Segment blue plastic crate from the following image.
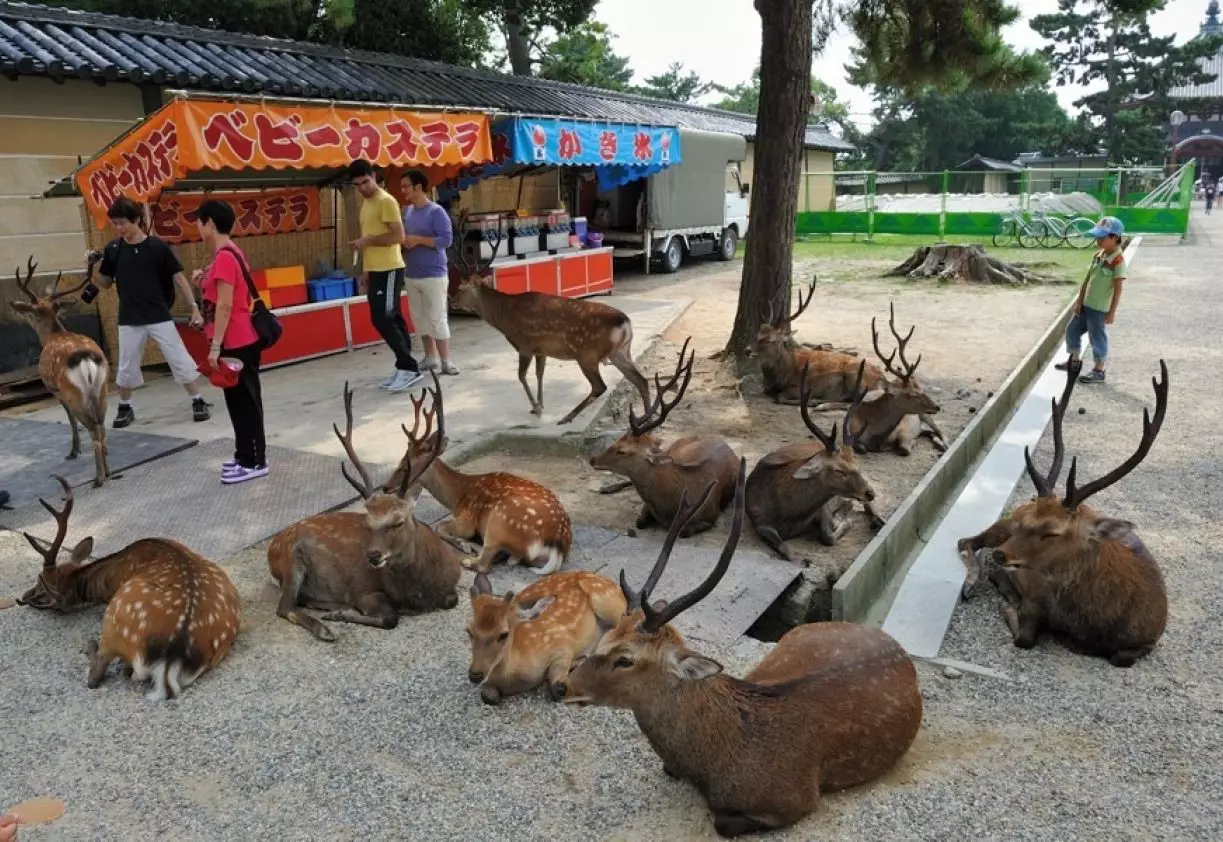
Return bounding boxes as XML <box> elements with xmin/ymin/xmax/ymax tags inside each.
<box><xmin>306</xmin><ymin>277</ymin><xmax>355</xmax><ymax>302</ymax></box>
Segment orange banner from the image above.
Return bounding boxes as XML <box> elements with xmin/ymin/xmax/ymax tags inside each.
<box><xmin>150</xmin><ymin>188</ymin><xmax>321</xmax><ymax>244</ymax></box>
<box><xmin>77</xmin><ymin>99</ymin><xmax>492</xmax><ymax>229</ymax></box>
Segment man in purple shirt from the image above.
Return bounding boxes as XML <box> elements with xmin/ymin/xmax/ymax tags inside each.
<box><xmin>399</xmin><ymin>169</ymin><xmax>459</xmax><ymax>375</ymax></box>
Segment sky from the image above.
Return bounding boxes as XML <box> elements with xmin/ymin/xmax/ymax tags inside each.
<box><xmin>594</xmin><ymin>0</ymin><xmax>1209</xmax><ymax>129</ymax></box>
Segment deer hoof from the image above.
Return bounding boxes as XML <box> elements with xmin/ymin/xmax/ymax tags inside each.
<box><xmin>480</xmin><ymin>684</ymin><xmax>504</xmax><ymax>706</ymax></box>
<box><xmin>315</xmin><ymin>625</ymin><xmax>338</xmax><ymax>643</ymax></box>
<box><xmin>547</xmin><ymin>680</ymin><xmax>567</xmax><ymax>701</ymax></box>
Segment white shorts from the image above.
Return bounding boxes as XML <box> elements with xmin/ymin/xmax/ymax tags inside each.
<box><xmin>117</xmin><ymin>321</ymin><xmax>201</xmax><ymax>389</ymax></box>
<box><xmin>404</xmin><ymin>275</ymin><xmax>451</xmax><ymax>341</ymax></box>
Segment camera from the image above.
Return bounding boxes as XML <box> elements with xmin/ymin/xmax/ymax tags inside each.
<box><xmin>80</xmin><ymin>282</ymin><xmax>100</xmax><ymax>304</ymax></box>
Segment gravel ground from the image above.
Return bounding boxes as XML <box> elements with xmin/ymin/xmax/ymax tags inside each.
<box><xmin>2</xmin><ymin>221</ymin><xmax>1220</xmax><ymax>840</ymax></box>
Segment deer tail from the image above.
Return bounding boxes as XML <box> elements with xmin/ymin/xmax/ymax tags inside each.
<box><xmin>526</xmin><ymin>540</ymin><xmax>566</xmax><ymax>576</ymax></box>
<box><xmin>64</xmin><ymin>348</ymin><xmax>108</xmax><ymax>428</ymax></box>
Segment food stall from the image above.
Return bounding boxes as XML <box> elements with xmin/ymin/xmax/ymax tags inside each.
<box><xmin>64</xmin><ymin>93</ymin><xmax>493</xmax><ymax>370</ymax></box>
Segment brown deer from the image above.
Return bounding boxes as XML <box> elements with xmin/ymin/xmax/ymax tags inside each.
<box><xmin>384</xmin><ymin>377</ymin><xmax>573</xmax><ymax>575</ymax></box>
<box><xmin>450</xmin><ymin>212</ymin><xmax>651</xmax><ymax>425</ymax></box>
<box><xmin>563</xmin><ymin>459</ymin><xmax>922</xmax><ymax>838</ymax></box>
<box><xmin>466</xmin><ymin>570</ymin><xmax>627</xmax><ymax>706</ymax></box>
<box><xmin>266</xmin><ymin>378</ymin><xmax>462</xmax><ymax>641</ymax></box>
<box><xmin>9</xmin><ymin>256</ymin><xmax>110</xmax><ymax>487</ymax></box>
<box><xmin>807</xmin><ymin>303</ymin><xmax>947</xmax><ymax>456</ymax></box>
<box><xmin>746</xmin><ymin>361</ymin><xmax>885</xmax><ymax>562</ymax></box>
<box><xmin>16</xmin><ymin>475</ymin><xmax>240</xmax><ymax>701</ymax></box>
<box><xmin>957</xmin><ymin>359</ymin><xmax>1170</xmax><ymax>667</ymax></box>
<box><xmin>589</xmin><ymin>337</ymin><xmax>740</xmax><ymax>536</ymax></box>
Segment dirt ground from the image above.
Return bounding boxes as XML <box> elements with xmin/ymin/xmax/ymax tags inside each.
<box><xmin>459</xmin><ymin>252</ymin><xmax>1077</xmax><ymax>589</ymax></box>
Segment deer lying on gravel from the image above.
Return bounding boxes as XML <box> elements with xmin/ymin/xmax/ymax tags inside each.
<box><xmin>466</xmin><ymin>570</ymin><xmax>627</xmax><ymax>706</ymax></box>
<box><xmin>384</xmin><ymin>376</ymin><xmax>573</xmax><ymax>575</ymax></box>
<box><xmin>564</xmin><ymin>460</ymin><xmax>923</xmax><ymax>838</ymax></box>
<box><xmin>266</xmin><ymin>379</ymin><xmax>462</xmax><ymax>641</ymax></box>
<box><xmin>746</xmin><ymin>361</ymin><xmax>885</xmax><ymax>562</ymax></box>
<box><xmin>17</xmin><ymin>475</ymin><xmax>240</xmax><ymax>701</ymax></box>
<box><xmin>9</xmin><ymin>256</ymin><xmax>110</xmax><ymax>487</ymax></box>
<box><xmin>451</xmin><ymin>212</ymin><xmax>651</xmax><ymax>424</ymax></box>
<box><xmin>958</xmin><ymin>359</ymin><xmax>1170</xmax><ymax>667</ymax></box>
<box><xmin>589</xmin><ymin>337</ymin><xmax>740</xmax><ymax>537</ymax></box>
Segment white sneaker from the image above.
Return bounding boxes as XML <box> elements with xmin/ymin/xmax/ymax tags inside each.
<box><xmin>379</xmin><ymin>369</ymin><xmax>399</xmax><ymax>389</ymax></box>
<box><xmin>386</xmin><ymin>370</ymin><xmax>425</xmax><ymax>393</ymax></box>
<box><xmin>421</xmin><ymin>356</ymin><xmax>441</xmax><ymax>373</ymax></box>
<box><xmin>440</xmin><ymin>358</ymin><xmax>461</xmax><ymax>375</ymax></box>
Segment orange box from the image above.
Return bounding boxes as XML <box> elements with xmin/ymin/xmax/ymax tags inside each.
<box><xmin>494</xmin><ymin>264</ymin><xmax>529</xmax><ymax>295</ymax></box>
<box><xmin>264</xmin><ymin>265</ymin><xmax>307</xmax><ymax>289</ymax></box>
<box><xmin>527</xmin><ymin>259</ymin><xmax>558</xmax><ymax>295</ymax></box>
<box><xmin>559</xmin><ymin>253</ymin><xmax>586</xmax><ymax>295</ymax></box>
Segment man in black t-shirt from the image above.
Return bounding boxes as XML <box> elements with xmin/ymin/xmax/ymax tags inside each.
<box><xmin>93</xmin><ymin>196</ymin><xmax>211</xmax><ymax>428</ymax></box>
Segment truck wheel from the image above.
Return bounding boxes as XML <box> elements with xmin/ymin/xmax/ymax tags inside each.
<box><xmin>660</xmin><ymin>237</ymin><xmax>683</xmax><ymax>274</ymax></box>
<box><xmin>717</xmin><ymin>227</ymin><xmax>738</xmax><ymax>261</ymax></box>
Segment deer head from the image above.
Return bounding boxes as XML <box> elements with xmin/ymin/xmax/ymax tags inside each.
<box><xmin>790</xmin><ymin>360</ymin><xmax>876</xmax><ymax>502</ymax></box>
<box><xmin>465</xmin><ymin>571</ymin><xmax>557</xmax><ymax>684</ymax></box>
<box><xmin>867</xmin><ymin>302</ymin><xmax>939</xmax><ymax>416</ymax></box>
<box><xmin>16</xmin><ymin>475</ymin><xmax>95</xmax><ymax>610</ymax></box>
<box><xmin>8</xmin><ymin>256</ymin><xmax>93</xmax><ymax>341</ymax></box>
<box><xmin>450</xmin><ymin>210</ymin><xmax>503</xmax><ymax>314</ymax></box>
<box><xmin>589</xmin><ymin>337</ymin><xmax>694</xmax><ymax>473</ymax></box>
<box><xmin>331</xmin><ymin>377</ymin><xmax>443</xmax><ymax>568</ymax></box>
<box><xmin>752</xmin><ymin>275</ymin><xmax>816</xmax><ymax>356</ymax></box>
<box><xmin>998</xmin><ymin>359</ymin><xmax>1169</xmax><ymax>564</ymax></box>
<box><xmin>564</xmin><ymin>457</ymin><xmax>747</xmax><ymax>708</ymax></box>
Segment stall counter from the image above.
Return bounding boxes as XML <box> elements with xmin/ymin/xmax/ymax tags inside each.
<box><xmin>489</xmin><ymin>247</ymin><xmax>613</xmax><ymax>298</ymax></box>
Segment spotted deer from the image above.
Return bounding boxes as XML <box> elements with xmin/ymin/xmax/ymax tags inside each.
<box><xmin>589</xmin><ymin>337</ymin><xmax>739</xmax><ymax>536</ymax></box>
<box><xmin>466</xmin><ymin>570</ymin><xmax>627</xmax><ymax>706</ymax></box>
<box><xmin>9</xmin><ymin>256</ymin><xmax>110</xmax><ymax>487</ymax></box>
<box><xmin>746</xmin><ymin>361</ymin><xmax>885</xmax><ymax>562</ymax></box>
<box><xmin>266</xmin><ymin>378</ymin><xmax>462</xmax><ymax>641</ymax></box>
<box><xmin>958</xmin><ymin>359</ymin><xmax>1170</xmax><ymax>667</ymax></box>
<box><xmin>564</xmin><ymin>459</ymin><xmax>922</xmax><ymax>838</ymax></box>
<box><xmin>384</xmin><ymin>377</ymin><xmax>573</xmax><ymax>575</ymax></box>
<box><xmin>16</xmin><ymin>475</ymin><xmax>240</xmax><ymax>701</ymax></box>
<box><xmin>451</xmin><ymin>212</ymin><xmax>651</xmax><ymax>424</ymax></box>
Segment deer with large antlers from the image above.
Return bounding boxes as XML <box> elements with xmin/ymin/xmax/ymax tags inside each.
<box><xmin>564</xmin><ymin>459</ymin><xmax>923</xmax><ymax>838</ymax></box>
<box><xmin>9</xmin><ymin>255</ymin><xmax>110</xmax><ymax>487</ymax></box>
<box><xmin>266</xmin><ymin>377</ymin><xmax>463</xmax><ymax>641</ymax></box>
<box><xmin>466</xmin><ymin>570</ymin><xmax>627</xmax><ymax>706</ymax></box>
<box><xmin>450</xmin><ymin>211</ymin><xmax>651</xmax><ymax>424</ymax></box>
<box><xmin>16</xmin><ymin>475</ymin><xmax>241</xmax><ymax>701</ymax></box>
<box><xmin>958</xmin><ymin>359</ymin><xmax>1170</xmax><ymax>666</ymax></box>
<box><xmin>589</xmin><ymin>337</ymin><xmax>740</xmax><ymax>536</ymax></box>
<box><xmin>383</xmin><ymin>376</ymin><xmax>573</xmax><ymax>575</ymax></box>
<box><xmin>746</xmin><ymin>361</ymin><xmax>886</xmax><ymax>562</ymax></box>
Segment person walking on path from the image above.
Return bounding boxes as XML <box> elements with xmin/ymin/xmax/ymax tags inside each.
<box><xmin>1056</xmin><ymin>215</ymin><xmax>1127</xmax><ymax>385</ymax></box>
<box><xmin>399</xmin><ymin>169</ymin><xmax>459</xmax><ymax>375</ymax></box>
<box><xmin>195</xmin><ymin>200</ymin><xmax>268</xmax><ymax>485</ymax></box>
<box><xmin>91</xmin><ymin>196</ymin><xmax>211</xmax><ymax>428</ymax></box>
<box><xmin>1206</xmin><ymin>178</ymin><xmax>1216</xmax><ymax>215</ymax></box>
<box><xmin>347</xmin><ymin>159</ymin><xmax>423</xmax><ymax>394</ymax></box>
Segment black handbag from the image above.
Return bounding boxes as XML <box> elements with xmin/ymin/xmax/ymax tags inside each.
<box><xmin>221</xmin><ymin>245</ymin><xmax>282</xmax><ymax>349</ymax></box>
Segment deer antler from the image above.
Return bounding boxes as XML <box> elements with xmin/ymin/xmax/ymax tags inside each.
<box><xmin>781</xmin><ymin>274</ymin><xmax>817</xmax><ymax>327</ymax></box>
<box><xmin>15</xmin><ymin>256</ymin><xmax>39</xmax><ymax>303</ymax></box>
<box><xmin>22</xmin><ymin>474</ymin><xmax>75</xmax><ymax>570</ymax></box>
<box><xmin>871</xmin><ymin>302</ymin><xmax>922</xmax><ymax>383</ymax></box>
<box><xmin>1023</xmin><ymin>359</ymin><xmax>1082</xmax><ymax>497</ymax></box>
<box><xmin>49</xmin><ymin>269</ymin><xmax>90</xmax><ymax>302</ymax></box>
<box><xmin>841</xmin><ymin>359</ymin><xmax>868</xmax><ymax>449</ymax></box>
<box><xmin>451</xmin><ymin>210</ymin><xmax>503</xmax><ymax>280</ymax></box>
<box><xmin>621</xmin><ymin>458</ymin><xmax>747</xmax><ymax>634</ymax></box>
<box><xmin>798</xmin><ymin>362</ymin><xmax>839</xmax><ymax>453</ymax></box>
<box><xmin>627</xmin><ymin>337</ymin><xmax>694</xmax><ymax>437</ymax></box>
<box><xmin>397</xmin><ymin>371</ymin><xmax>446</xmax><ymax>497</ymax></box>
<box><xmin>332</xmin><ymin>381</ymin><xmax>376</xmax><ymax>500</ymax></box>
<box><xmin>1063</xmin><ymin>360</ymin><xmax>1169</xmax><ymax>509</ymax></box>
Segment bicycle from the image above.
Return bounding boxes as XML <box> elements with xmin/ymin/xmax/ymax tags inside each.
<box><xmin>992</xmin><ymin>210</ymin><xmax>1045</xmax><ymax>248</ymax></box>
<box><xmin>1030</xmin><ymin>210</ymin><xmax>1097</xmax><ymax>249</ymax></box>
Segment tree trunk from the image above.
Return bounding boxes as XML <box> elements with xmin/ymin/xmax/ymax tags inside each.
<box><xmin>885</xmin><ymin>244</ymin><xmax>1057</xmax><ymax>284</ymax></box>
<box><xmin>504</xmin><ymin>1</ymin><xmax>533</xmax><ymax>76</ymax></box>
<box><xmin>722</xmin><ymin>0</ymin><xmax>812</xmax><ymax>358</ymax></box>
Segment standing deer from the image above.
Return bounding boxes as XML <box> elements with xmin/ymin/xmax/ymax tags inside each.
<box><xmin>266</xmin><ymin>378</ymin><xmax>462</xmax><ymax>641</ymax></box>
<box><xmin>957</xmin><ymin>359</ymin><xmax>1170</xmax><ymax>667</ymax></box>
<box><xmin>564</xmin><ymin>459</ymin><xmax>922</xmax><ymax>838</ymax></box>
<box><xmin>16</xmin><ymin>475</ymin><xmax>241</xmax><ymax>701</ymax></box>
<box><xmin>589</xmin><ymin>337</ymin><xmax>739</xmax><ymax>536</ymax></box>
<box><xmin>384</xmin><ymin>377</ymin><xmax>573</xmax><ymax>575</ymax></box>
<box><xmin>9</xmin><ymin>256</ymin><xmax>110</xmax><ymax>487</ymax></box>
<box><xmin>451</xmin><ymin>213</ymin><xmax>651</xmax><ymax>424</ymax></box>
<box><xmin>746</xmin><ymin>361</ymin><xmax>885</xmax><ymax>562</ymax></box>
<box><xmin>466</xmin><ymin>570</ymin><xmax>627</xmax><ymax>706</ymax></box>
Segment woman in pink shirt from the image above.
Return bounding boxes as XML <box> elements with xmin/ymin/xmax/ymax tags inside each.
<box><xmin>195</xmin><ymin>199</ymin><xmax>267</xmax><ymax>484</ymax></box>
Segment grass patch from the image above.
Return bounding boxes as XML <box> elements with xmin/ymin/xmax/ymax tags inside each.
<box><xmin>787</xmin><ymin>237</ymin><xmax>1086</xmax><ymax>283</ymax></box>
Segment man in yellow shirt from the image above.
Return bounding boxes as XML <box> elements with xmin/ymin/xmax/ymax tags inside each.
<box><xmin>348</xmin><ymin>159</ymin><xmax>422</xmax><ymax>393</ymax></box>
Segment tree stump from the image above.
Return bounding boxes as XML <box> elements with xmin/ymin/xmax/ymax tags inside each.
<box><xmin>885</xmin><ymin>243</ymin><xmax>1057</xmax><ymax>285</ymax></box>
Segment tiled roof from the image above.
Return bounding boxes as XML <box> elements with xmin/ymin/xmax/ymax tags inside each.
<box><xmin>955</xmin><ymin>154</ymin><xmax>1024</xmax><ymax>172</ymax></box>
<box><xmin>1171</xmin><ymin>51</ymin><xmax>1223</xmax><ymax>99</ymax></box>
<box><xmin>0</xmin><ymin>1</ymin><xmax>854</xmax><ymax>152</ymax></box>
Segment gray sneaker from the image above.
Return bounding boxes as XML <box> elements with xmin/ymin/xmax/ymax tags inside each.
<box><xmin>440</xmin><ymin>358</ymin><xmax>461</xmax><ymax>375</ymax></box>
<box><xmin>421</xmin><ymin>356</ymin><xmax>441</xmax><ymax>373</ymax></box>
<box><xmin>379</xmin><ymin>369</ymin><xmax>399</xmax><ymax>389</ymax></box>
<box><xmin>386</xmin><ymin>369</ymin><xmax>425</xmax><ymax>393</ymax></box>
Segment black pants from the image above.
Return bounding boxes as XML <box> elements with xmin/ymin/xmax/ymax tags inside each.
<box><xmin>222</xmin><ymin>341</ymin><xmax>266</xmax><ymax>468</ymax></box>
<box><xmin>367</xmin><ymin>268</ymin><xmax>417</xmax><ymax>372</ymax></box>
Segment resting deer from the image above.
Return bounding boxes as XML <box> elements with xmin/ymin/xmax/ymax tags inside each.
<box><xmin>384</xmin><ymin>377</ymin><xmax>573</xmax><ymax>575</ymax></box>
<box><xmin>266</xmin><ymin>378</ymin><xmax>462</xmax><ymax>641</ymax></box>
<box><xmin>747</xmin><ymin>361</ymin><xmax>885</xmax><ymax>562</ymax></box>
<box><xmin>564</xmin><ymin>459</ymin><xmax>922</xmax><ymax>838</ymax></box>
<box><xmin>808</xmin><ymin>303</ymin><xmax>948</xmax><ymax>456</ymax></box>
<box><xmin>957</xmin><ymin>359</ymin><xmax>1170</xmax><ymax>667</ymax></box>
<box><xmin>9</xmin><ymin>256</ymin><xmax>110</xmax><ymax>487</ymax></box>
<box><xmin>451</xmin><ymin>212</ymin><xmax>651</xmax><ymax>424</ymax></box>
<box><xmin>16</xmin><ymin>475</ymin><xmax>240</xmax><ymax>701</ymax></box>
<box><xmin>466</xmin><ymin>570</ymin><xmax>627</xmax><ymax>706</ymax></box>
<box><xmin>589</xmin><ymin>337</ymin><xmax>739</xmax><ymax>536</ymax></box>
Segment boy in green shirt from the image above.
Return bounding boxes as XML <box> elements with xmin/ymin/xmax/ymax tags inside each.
<box><xmin>1055</xmin><ymin>215</ymin><xmax>1127</xmax><ymax>384</ymax></box>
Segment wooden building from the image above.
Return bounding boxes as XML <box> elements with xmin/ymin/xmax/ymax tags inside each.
<box><xmin>1168</xmin><ymin>1</ymin><xmax>1223</xmax><ymax>176</ymax></box>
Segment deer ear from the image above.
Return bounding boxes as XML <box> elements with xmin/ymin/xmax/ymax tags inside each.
<box><xmin>470</xmin><ymin>571</ymin><xmax>493</xmax><ymax>599</ymax></box>
<box><xmin>861</xmin><ymin>388</ymin><xmax>887</xmax><ymax>403</ymax></box>
<box><xmin>792</xmin><ymin>458</ymin><xmax>824</xmax><ymax>481</ymax></box>
<box><xmin>70</xmin><ymin>537</ymin><xmax>93</xmax><ymax>564</ymax></box>
<box><xmin>667</xmin><ymin>649</ymin><xmax>723</xmax><ymax>681</ymax></box>
<box><xmin>1088</xmin><ymin>518</ymin><xmax>1136</xmax><ymax>544</ymax></box>
<box><xmin>515</xmin><ymin>595</ymin><xmax>555</xmax><ymax>621</ymax></box>
<box><xmin>10</xmin><ymin>301</ymin><xmax>35</xmax><ymax>313</ymax></box>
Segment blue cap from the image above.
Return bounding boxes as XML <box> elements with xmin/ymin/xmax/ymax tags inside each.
<box><xmin>1088</xmin><ymin>216</ymin><xmax>1125</xmax><ymax>238</ymax></box>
